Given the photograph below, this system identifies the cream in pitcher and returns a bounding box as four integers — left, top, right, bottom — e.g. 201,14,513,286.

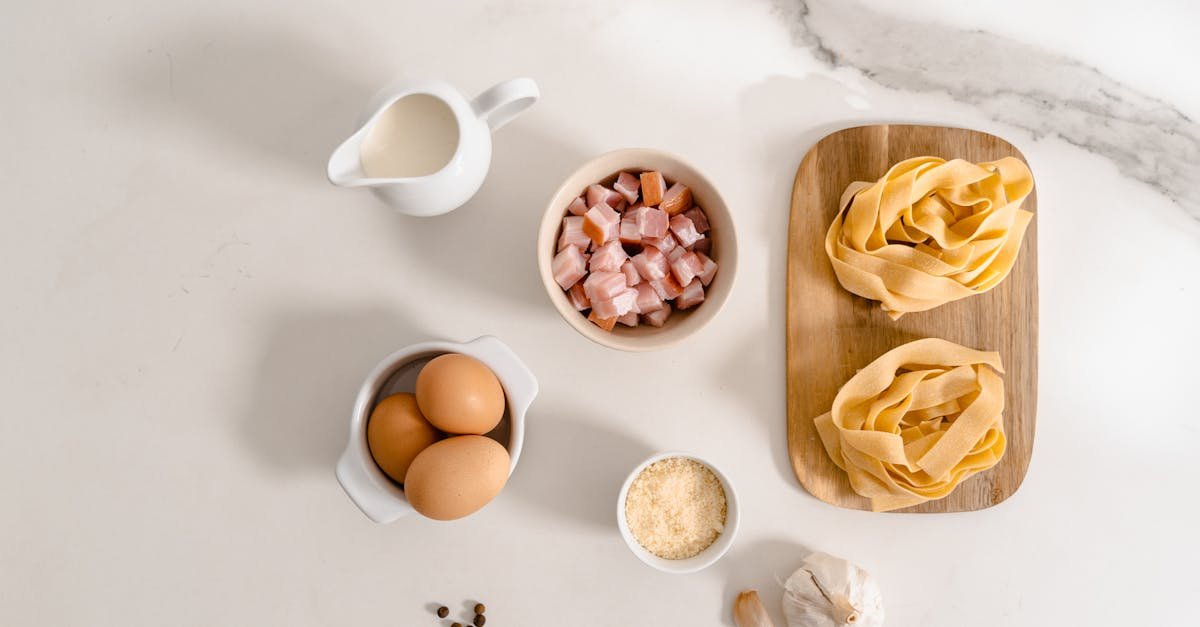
327,78,539,216
359,94,460,179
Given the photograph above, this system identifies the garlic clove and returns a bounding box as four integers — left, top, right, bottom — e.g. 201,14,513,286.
734,590,776,627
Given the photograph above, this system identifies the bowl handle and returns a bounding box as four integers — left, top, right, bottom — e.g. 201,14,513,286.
471,78,539,132
335,445,413,523
465,335,539,416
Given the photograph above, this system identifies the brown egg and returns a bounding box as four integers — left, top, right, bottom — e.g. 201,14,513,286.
366,393,441,484
403,435,510,521
415,353,506,434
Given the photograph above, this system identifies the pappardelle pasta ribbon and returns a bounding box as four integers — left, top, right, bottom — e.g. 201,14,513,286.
814,338,1006,512
826,156,1034,319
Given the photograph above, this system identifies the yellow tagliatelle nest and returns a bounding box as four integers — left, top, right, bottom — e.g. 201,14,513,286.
814,338,1006,512
826,156,1034,319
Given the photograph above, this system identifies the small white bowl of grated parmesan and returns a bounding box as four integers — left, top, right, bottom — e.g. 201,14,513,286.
617,451,739,573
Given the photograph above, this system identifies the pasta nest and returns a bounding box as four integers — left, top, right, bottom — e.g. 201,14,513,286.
814,338,1007,512
825,156,1034,319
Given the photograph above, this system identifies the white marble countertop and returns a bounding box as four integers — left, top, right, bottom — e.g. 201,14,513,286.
3,0,1197,625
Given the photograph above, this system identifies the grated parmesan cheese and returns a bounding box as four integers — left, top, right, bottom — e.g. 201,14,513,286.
624,457,727,560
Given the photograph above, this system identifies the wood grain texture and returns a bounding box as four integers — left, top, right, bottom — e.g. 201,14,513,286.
786,125,1038,513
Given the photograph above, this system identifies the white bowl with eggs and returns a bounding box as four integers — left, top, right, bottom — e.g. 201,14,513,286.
616,451,740,574
336,335,538,523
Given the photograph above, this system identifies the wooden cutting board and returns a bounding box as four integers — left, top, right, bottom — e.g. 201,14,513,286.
786,124,1038,513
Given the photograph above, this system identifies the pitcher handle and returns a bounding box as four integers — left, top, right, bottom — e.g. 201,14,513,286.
472,78,539,132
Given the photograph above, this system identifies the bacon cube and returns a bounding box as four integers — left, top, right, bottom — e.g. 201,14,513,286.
691,235,711,255
567,282,590,311
558,215,590,251
592,288,638,319
650,274,684,300
631,246,669,281
589,240,628,273
671,251,705,286
619,216,641,245
586,184,623,211
669,214,703,248
696,252,718,286
632,206,669,239
660,182,692,215
552,246,587,290
617,311,639,327
666,245,685,263
634,283,663,313
620,260,641,286
675,279,705,309
640,171,666,206
588,310,617,332
643,232,677,255
642,305,671,327
582,202,620,246
684,206,710,233
583,271,627,303
566,196,588,216
614,171,641,204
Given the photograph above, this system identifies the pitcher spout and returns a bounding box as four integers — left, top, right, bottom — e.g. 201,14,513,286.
327,131,367,186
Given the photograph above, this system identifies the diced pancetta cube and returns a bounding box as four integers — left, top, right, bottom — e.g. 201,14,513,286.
696,252,718,286
567,282,590,311
675,279,705,309
552,246,587,290
650,274,684,300
633,206,669,239
558,215,590,251
583,203,620,245
613,199,628,213
660,182,692,215
584,271,627,302
684,206,710,233
631,246,669,281
644,232,678,255
666,245,685,263
669,214,703,248
617,311,639,327
634,283,664,313
640,171,666,206
586,184,623,210
588,310,617,332
620,260,641,286
592,288,638,319
589,240,628,273
671,251,705,286
642,304,671,327
619,216,641,245
566,197,588,216
691,235,711,255
614,172,641,204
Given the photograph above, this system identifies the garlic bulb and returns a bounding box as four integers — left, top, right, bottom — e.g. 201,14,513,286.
782,552,884,627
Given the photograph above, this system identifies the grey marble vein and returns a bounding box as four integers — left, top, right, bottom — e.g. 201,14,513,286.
773,0,1200,221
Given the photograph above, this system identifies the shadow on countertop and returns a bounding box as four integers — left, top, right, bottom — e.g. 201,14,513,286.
239,305,430,475
385,122,590,316
118,23,378,179
716,537,812,626
504,407,654,530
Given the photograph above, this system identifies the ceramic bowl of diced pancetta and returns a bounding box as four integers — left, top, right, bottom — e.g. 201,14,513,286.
538,148,737,351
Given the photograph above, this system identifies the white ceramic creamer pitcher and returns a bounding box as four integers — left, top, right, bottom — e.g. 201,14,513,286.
327,78,539,216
